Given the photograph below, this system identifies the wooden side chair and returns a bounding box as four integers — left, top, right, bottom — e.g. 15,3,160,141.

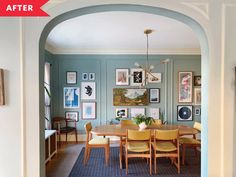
180,121,201,165
152,129,180,174
84,122,110,166
125,129,152,175
152,119,162,125
120,119,135,125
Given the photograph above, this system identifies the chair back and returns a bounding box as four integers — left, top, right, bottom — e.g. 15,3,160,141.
155,129,179,140
127,129,151,141
152,119,162,125
121,119,135,125
193,122,201,132
84,122,92,142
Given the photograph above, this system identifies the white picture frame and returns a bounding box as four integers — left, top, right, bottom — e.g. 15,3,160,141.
115,108,128,118
63,87,80,108
177,105,193,121
130,68,145,86
115,68,129,86
194,87,201,105
148,73,161,83
82,73,88,80
130,108,145,118
82,102,96,119
148,108,160,119
81,82,96,100
65,111,79,121
66,71,77,84
89,73,95,80
149,88,160,103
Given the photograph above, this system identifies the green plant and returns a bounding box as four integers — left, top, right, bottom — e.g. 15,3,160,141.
159,111,164,123
133,114,154,125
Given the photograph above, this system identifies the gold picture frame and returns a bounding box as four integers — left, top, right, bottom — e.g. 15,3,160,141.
0,69,5,105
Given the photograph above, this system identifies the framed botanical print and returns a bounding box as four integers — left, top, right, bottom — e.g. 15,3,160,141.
178,71,193,103
148,73,161,83
65,111,79,121
115,108,128,118
82,102,96,119
116,69,129,86
130,68,145,86
149,88,160,103
66,71,77,84
194,87,201,105
194,75,201,86
130,108,145,118
177,105,193,121
81,82,96,100
64,87,80,108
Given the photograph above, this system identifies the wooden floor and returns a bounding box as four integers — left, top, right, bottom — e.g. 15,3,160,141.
46,142,85,177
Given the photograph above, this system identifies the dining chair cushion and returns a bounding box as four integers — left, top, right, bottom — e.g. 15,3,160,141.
127,129,151,140
89,137,109,145
155,129,178,140
153,141,177,152
179,137,200,144
127,142,149,152
193,122,201,131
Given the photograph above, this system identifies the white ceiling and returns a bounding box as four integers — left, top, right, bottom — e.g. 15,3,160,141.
46,11,200,54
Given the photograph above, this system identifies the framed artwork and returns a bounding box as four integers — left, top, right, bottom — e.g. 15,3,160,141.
65,111,79,121
64,87,80,108
0,69,5,105
149,88,160,103
115,108,128,118
116,69,129,86
82,73,88,80
113,88,148,106
130,108,145,118
148,108,160,119
82,102,96,119
130,68,145,86
194,87,201,105
194,75,201,86
178,71,193,103
177,105,193,121
148,73,162,83
66,71,77,84
195,107,201,116
81,82,96,100
89,73,95,80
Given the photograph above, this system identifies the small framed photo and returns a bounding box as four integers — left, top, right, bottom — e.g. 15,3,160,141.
177,105,193,121
148,73,161,83
64,87,80,108
116,69,129,86
194,75,201,86
66,71,77,84
194,88,201,105
130,108,145,118
89,73,95,80
82,73,88,80
65,111,79,121
115,108,128,118
195,107,201,116
82,102,96,119
81,82,96,100
148,108,160,119
149,88,160,103
130,68,145,86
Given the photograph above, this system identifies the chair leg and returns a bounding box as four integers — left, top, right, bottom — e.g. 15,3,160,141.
178,154,180,174
182,145,186,165
126,150,128,175
150,156,152,175
84,147,88,165
119,138,123,169
66,133,67,142
75,130,77,143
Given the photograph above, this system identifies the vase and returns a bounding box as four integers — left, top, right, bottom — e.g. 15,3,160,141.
139,122,147,130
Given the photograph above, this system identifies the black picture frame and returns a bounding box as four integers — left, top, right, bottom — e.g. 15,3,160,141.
66,71,77,84
194,75,201,86
195,107,201,116
149,88,160,103
177,105,193,121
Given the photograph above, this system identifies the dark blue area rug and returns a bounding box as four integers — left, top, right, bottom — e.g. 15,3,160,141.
69,147,200,177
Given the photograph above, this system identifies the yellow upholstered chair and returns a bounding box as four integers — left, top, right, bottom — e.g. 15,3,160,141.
180,121,201,165
84,122,110,166
120,119,135,125
125,129,152,175
152,129,180,174
152,119,162,126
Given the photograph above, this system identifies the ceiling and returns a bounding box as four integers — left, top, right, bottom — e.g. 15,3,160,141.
46,11,200,54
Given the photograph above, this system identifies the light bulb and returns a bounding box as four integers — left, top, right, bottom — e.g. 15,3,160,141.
149,65,155,70
134,62,140,67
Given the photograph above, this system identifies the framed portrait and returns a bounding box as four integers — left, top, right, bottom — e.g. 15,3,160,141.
64,87,80,108
82,102,96,119
149,88,160,103
65,111,79,121
113,88,148,106
82,73,88,80
81,82,96,100
116,69,129,86
178,71,193,103
130,108,145,118
115,108,128,118
195,107,201,116
66,71,77,84
177,105,193,121
89,73,95,80
194,87,201,105
148,73,162,83
0,69,5,105
194,75,201,86
148,108,160,119
130,68,145,86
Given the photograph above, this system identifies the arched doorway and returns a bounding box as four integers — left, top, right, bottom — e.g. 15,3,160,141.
39,4,208,177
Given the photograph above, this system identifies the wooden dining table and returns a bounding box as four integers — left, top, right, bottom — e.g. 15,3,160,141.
91,123,198,169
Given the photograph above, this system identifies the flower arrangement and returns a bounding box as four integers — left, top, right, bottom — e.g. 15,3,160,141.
133,114,154,128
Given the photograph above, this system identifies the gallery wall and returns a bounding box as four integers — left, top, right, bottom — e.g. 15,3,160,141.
46,51,201,133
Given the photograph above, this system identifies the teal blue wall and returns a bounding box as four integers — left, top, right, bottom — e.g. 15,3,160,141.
49,53,201,133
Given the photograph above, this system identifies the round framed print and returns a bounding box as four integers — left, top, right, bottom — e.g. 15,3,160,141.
177,105,193,121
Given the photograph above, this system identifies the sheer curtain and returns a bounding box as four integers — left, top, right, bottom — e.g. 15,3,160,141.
44,62,51,130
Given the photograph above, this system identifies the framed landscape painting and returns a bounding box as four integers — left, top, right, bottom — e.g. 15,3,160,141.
64,87,80,108
178,71,193,103
113,88,148,106
116,69,129,86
